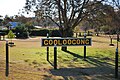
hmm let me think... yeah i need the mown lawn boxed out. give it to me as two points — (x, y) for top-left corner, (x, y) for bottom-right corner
(0, 35), (120, 80)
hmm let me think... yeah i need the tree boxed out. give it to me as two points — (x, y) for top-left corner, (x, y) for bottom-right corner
(15, 24), (28, 39)
(7, 30), (15, 43)
(111, 0), (120, 9)
(25, 0), (108, 36)
(2, 15), (13, 29)
(82, 2), (109, 36)
(0, 19), (3, 26)
(25, 21), (34, 37)
(0, 15), (3, 26)
(102, 0), (120, 31)
(102, 4), (120, 45)
(91, 3), (120, 45)
(24, 0), (105, 51)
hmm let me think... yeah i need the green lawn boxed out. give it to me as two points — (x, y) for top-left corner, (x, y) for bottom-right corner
(0, 35), (120, 80)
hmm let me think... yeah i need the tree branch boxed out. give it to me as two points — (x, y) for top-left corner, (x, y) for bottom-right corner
(71, 0), (88, 28)
(43, 15), (62, 28)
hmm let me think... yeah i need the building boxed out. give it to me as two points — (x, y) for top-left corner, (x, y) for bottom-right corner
(8, 22), (20, 29)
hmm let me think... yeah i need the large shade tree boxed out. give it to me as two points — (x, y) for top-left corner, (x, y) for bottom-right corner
(24, 0), (105, 51)
(85, 2), (120, 44)
(25, 0), (106, 36)
(81, 2), (106, 36)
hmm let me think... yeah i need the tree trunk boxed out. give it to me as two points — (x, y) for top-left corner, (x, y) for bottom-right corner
(78, 32), (80, 36)
(60, 28), (73, 51)
(76, 33), (78, 38)
(117, 34), (119, 41)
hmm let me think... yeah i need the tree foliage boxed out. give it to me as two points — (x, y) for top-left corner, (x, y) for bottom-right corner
(7, 30), (15, 39)
(15, 24), (28, 38)
(2, 15), (13, 29)
(24, 0), (105, 37)
(0, 19), (3, 26)
(83, 1), (120, 34)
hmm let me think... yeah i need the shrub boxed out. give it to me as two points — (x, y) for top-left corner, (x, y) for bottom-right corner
(50, 30), (62, 37)
(30, 29), (62, 37)
(30, 29), (49, 36)
(15, 24), (28, 39)
(0, 30), (8, 35)
(7, 30), (15, 42)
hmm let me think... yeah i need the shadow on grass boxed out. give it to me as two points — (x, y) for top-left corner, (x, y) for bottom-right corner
(50, 50), (120, 80)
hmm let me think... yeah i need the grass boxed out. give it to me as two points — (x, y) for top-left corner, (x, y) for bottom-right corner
(0, 35), (120, 80)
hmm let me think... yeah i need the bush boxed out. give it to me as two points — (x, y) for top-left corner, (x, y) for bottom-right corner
(30, 29), (62, 37)
(15, 24), (28, 39)
(7, 30), (15, 39)
(30, 29), (49, 36)
(0, 30), (8, 35)
(50, 30), (62, 37)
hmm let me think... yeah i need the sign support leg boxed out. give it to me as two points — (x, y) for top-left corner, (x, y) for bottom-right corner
(84, 46), (86, 60)
(47, 33), (49, 61)
(47, 47), (49, 61)
(54, 46), (57, 69)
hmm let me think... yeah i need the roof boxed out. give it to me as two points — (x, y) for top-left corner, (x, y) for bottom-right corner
(9, 22), (19, 28)
(34, 26), (42, 28)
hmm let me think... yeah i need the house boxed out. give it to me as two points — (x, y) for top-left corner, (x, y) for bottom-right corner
(9, 22), (20, 29)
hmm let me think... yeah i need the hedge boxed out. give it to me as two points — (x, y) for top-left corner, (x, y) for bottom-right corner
(0, 30), (9, 35)
(30, 29), (62, 37)
(0, 29), (62, 37)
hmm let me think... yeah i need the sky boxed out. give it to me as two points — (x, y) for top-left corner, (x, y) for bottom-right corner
(0, 0), (34, 18)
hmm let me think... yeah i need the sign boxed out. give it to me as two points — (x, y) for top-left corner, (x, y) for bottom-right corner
(41, 38), (92, 46)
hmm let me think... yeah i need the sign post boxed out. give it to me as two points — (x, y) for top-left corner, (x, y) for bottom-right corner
(84, 32), (87, 60)
(54, 45), (57, 69)
(47, 33), (49, 61)
(6, 41), (9, 77)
